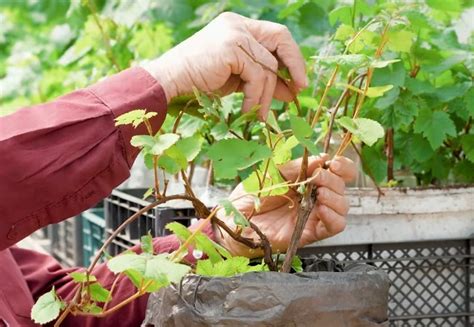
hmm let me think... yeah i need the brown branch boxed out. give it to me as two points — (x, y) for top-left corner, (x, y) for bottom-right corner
(385, 128), (394, 181)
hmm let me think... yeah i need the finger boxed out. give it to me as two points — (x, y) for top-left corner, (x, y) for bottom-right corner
(316, 187), (349, 216)
(246, 39), (278, 120)
(311, 169), (345, 195)
(234, 37), (278, 118)
(327, 156), (357, 182)
(231, 46), (265, 114)
(244, 19), (307, 90)
(273, 78), (295, 102)
(279, 154), (328, 183)
(313, 204), (346, 237)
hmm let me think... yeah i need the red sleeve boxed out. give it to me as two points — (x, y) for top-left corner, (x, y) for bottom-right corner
(0, 67), (167, 251)
(12, 221), (214, 327)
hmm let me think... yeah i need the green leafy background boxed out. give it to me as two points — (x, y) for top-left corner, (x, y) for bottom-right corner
(1, 0), (473, 186)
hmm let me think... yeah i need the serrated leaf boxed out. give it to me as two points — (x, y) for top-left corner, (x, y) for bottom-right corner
(144, 254), (190, 284)
(174, 135), (203, 161)
(337, 117), (384, 146)
(273, 135), (298, 165)
(194, 233), (223, 263)
(69, 272), (97, 283)
(207, 139), (272, 180)
(461, 135), (474, 162)
(387, 30), (415, 53)
(107, 253), (146, 274)
(31, 287), (64, 324)
(89, 282), (110, 303)
(115, 109), (156, 128)
(219, 199), (249, 227)
(166, 222), (192, 242)
(328, 5), (352, 26)
(242, 159), (288, 197)
(414, 109), (456, 150)
(196, 256), (256, 277)
(289, 114), (319, 154)
(334, 24), (354, 41)
(141, 233), (153, 254)
(150, 133), (180, 156)
(130, 135), (155, 148)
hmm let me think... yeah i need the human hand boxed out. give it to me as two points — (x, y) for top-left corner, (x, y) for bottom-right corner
(142, 12), (307, 120)
(214, 154), (357, 258)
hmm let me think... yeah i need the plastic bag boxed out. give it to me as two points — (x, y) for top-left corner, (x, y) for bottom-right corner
(142, 258), (389, 327)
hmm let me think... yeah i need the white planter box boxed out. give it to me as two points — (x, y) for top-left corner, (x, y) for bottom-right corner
(312, 186), (474, 247)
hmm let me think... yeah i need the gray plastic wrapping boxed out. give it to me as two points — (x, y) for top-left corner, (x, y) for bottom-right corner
(142, 259), (389, 327)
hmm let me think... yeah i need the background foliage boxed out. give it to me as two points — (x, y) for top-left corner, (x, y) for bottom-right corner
(1, 0), (473, 186)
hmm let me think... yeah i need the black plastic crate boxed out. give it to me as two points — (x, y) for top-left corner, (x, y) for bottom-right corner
(104, 189), (198, 241)
(298, 239), (474, 327)
(105, 230), (139, 256)
(48, 216), (82, 267)
(81, 208), (105, 267)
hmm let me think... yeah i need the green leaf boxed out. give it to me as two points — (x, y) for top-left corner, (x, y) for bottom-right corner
(386, 30), (415, 53)
(328, 5), (352, 26)
(166, 222), (192, 242)
(427, 0), (462, 12)
(405, 79), (436, 95)
(142, 187), (154, 199)
(334, 24), (354, 41)
(130, 135), (155, 148)
(292, 255), (303, 273)
(144, 254), (190, 284)
(69, 272), (97, 283)
(114, 110), (157, 128)
(107, 253), (146, 274)
(31, 287), (64, 325)
(194, 233), (224, 263)
(436, 83), (470, 102)
(464, 87), (474, 117)
(219, 199), (249, 227)
(405, 134), (434, 163)
(289, 114), (319, 154)
(313, 54), (369, 68)
(273, 136), (298, 165)
(174, 135), (203, 161)
(371, 59), (400, 68)
(337, 117), (384, 146)
(141, 233), (153, 254)
(414, 109), (456, 150)
(207, 139), (272, 180)
(461, 135), (474, 162)
(381, 94), (419, 128)
(347, 30), (378, 53)
(196, 256), (257, 277)
(361, 143), (386, 183)
(371, 61), (406, 88)
(366, 85), (394, 98)
(150, 133), (180, 156)
(242, 159), (289, 197)
(278, 0), (307, 18)
(375, 87), (400, 110)
(81, 303), (103, 314)
(89, 282), (110, 303)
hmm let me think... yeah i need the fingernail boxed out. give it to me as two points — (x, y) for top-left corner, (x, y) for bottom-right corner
(331, 160), (341, 172)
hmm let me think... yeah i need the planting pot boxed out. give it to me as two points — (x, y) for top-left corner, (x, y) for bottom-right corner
(142, 259), (390, 327)
(314, 186), (474, 247)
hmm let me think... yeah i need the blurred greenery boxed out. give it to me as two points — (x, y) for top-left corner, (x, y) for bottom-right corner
(0, 0), (473, 186)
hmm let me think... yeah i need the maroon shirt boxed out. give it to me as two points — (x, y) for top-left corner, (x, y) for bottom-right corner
(0, 67), (213, 326)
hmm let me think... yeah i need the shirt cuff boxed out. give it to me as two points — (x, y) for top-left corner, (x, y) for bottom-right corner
(88, 67), (168, 167)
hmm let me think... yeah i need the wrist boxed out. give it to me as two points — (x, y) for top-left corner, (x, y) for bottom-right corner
(141, 58), (178, 103)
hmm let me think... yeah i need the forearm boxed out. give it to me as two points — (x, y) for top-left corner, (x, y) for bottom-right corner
(0, 67), (167, 250)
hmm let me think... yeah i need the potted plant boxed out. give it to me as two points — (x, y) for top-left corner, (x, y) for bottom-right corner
(28, 3), (416, 326)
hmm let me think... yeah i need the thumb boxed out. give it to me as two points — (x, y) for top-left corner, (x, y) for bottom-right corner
(279, 153), (329, 183)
